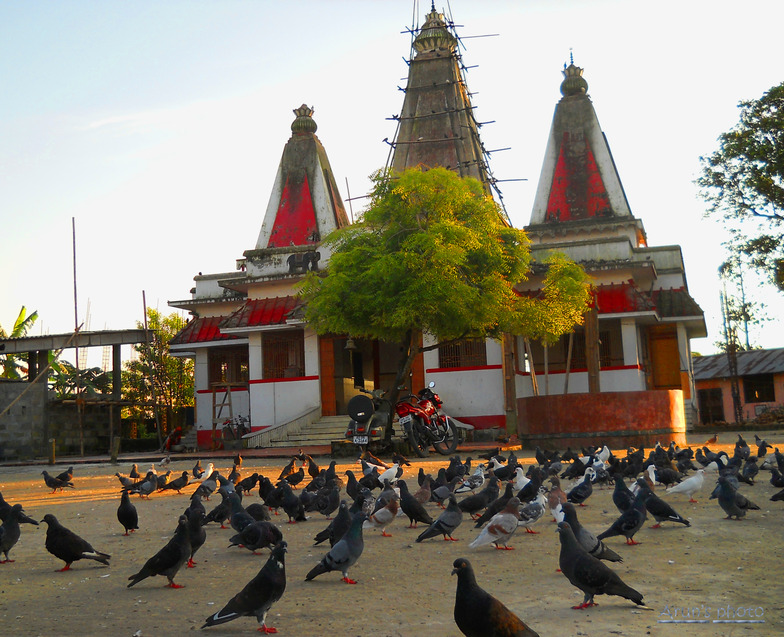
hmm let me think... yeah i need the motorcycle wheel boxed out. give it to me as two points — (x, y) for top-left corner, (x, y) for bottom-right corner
(433, 418), (459, 455)
(408, 417), (430, 457)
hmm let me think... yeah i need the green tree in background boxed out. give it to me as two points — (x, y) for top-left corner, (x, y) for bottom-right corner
(0, 306), (39, 379)
(299, 167), (591, 398)
(123, 309), (193, 435)
(49, 360), (112, 398)
(698, 80), (784, 290)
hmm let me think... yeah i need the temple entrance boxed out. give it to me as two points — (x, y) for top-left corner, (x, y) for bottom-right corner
(330, 337), (402, 415)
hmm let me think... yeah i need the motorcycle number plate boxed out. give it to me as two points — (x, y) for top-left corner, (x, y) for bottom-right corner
(353, 436), (369, 445)
(398, 415), (412, 425)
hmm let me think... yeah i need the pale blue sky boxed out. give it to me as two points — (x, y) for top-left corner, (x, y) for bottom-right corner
(2, 0), (783, 362)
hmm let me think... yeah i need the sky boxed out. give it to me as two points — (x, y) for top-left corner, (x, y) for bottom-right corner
(2, 0), (783, 366)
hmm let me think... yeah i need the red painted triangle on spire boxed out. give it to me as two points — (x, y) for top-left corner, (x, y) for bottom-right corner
(267, 173), (319, 248)
(545, 131), (611, 222)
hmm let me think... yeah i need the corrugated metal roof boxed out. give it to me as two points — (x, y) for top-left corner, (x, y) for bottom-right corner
(169, 316), (237, 345)
(693, 347), (784, 380)
(221, 296), (299, 330)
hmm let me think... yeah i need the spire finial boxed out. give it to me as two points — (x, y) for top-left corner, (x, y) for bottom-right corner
(291, 104), (317, 134)
(570, 48), (574, 65)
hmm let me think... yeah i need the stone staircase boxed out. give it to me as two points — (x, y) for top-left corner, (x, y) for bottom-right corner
(252, 415), (409, 449)
(262, 415), (348, 448)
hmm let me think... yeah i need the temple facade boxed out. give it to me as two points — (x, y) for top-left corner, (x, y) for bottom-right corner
(169, 7), (706, 449)
(515, 61), (706, 446)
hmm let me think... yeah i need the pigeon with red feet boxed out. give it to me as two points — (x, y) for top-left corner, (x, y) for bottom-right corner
(203, 541), (287, 634)
(557, 522), (644, 610)
(127, 515), (190, 588)
(416, 494), (463, 542)
(41, 513), (110, 571)
(305, 512), (366, 584)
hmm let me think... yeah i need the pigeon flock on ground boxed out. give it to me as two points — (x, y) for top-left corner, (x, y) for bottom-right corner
(0, 432), (781, 634)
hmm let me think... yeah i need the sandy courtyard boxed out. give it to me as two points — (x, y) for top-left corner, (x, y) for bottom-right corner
(0, 441), (782, 636)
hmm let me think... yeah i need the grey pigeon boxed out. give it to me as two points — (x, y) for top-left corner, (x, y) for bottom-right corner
(127, 515), (191, 588)
(561, 502), (622, 562)
(203, 541), (287, 633)
(229, 492), (256, 534)
(611, 474), (635, 513)
(305, 511), (366, 584)
(635, 478), (690, 528)
(117, 490), (139, 536)
(452, 557), (540, 636)
(0, 504), (39, 562)
(717, 475), (760, 520)
(130, 463), (141, 479)
(557, 522), (644, 610)
(228, 521), (283, 554)
(458, 476), (500, 519)
(55, 466), (74, 483)
(41, 513), (110, 571)
(41, 470), (74, 492)
(203, 488), (232, 528)
(129, 471), (157, 499)
(469, 497), (521, 550)
(416, 494), (463, 542)
(245, 502), (271, 522)
(597, 489), (647, 545)
(162, 471), (190, 494)
(314, 500), (352, 546)
(566, 468), (595, 506)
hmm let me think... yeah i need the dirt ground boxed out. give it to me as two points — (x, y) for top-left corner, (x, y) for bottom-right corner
(0, 438), (782, 637)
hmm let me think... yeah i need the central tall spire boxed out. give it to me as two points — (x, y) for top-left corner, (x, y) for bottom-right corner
(389, 5), (492, 195)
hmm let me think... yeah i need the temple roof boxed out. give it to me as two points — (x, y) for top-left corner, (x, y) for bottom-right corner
(388, 5), (498, 209)
(529, 61), (634, 227)
(255, 105), (349, 251)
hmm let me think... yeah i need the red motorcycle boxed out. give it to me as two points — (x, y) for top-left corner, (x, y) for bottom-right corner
(395, 382), (458, 457)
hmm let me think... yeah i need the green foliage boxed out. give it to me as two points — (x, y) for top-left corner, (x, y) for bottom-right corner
(698, 81), (784, 290)
(122, 309), (193, 422)
(0, 306), (39, 379)
(299, 167), (591, 382)
(49, 360), (112, 398)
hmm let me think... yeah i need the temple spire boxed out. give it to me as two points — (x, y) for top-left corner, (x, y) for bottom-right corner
(529, 61), (633, 226)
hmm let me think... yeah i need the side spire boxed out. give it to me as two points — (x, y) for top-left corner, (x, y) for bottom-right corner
(530, 60), (632, 225)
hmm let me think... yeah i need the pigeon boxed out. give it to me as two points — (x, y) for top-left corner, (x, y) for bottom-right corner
(117, 490), (139, 536)
(237, 472), (260, 493)
(55, 466), (74, 483)
(162, 471), (190, 494)
(469, 497), (521, 550)
(203, 541), (287, 634)
(452, 557), (540, 637)
(561, 503), (622, 563)
(398, 480), (433, 529)
(473, 482), (515, 528)
(314, 500), (352, 547)
(378, 463), (401, 485)
(611, 474), (635, 513)
(0, 504), (39, 563)
(203, 489), (232, 528)
(363, 494), (399, 537)
(193, 471), (218, 500)
(41, 470), (74, 493)
(159, 454), (171, 468)
(771, 487), (784, 502)
(416, 494), (463, 542)
(741, 456), (759, 485)
(305, 512), (366, 584)
(566, 468), (595, 506)
(517, 487), (547, 534)
(277, 458), (298, 482)
(635, 479), (690, 528)
(716, 475), (760, 520)
(557, 522), (644, 610)
(229, 521), (284, 554)
(245, 502), (271, 522)
(229, 492), (256, 534)
(185, 507), (207, 567)
(129, 471), (158, 499)
(284, 467), (305, 489)
(458, 476), (500, 519)
(665, 469), (705, 503)
(413, 478), (432, 505)
(279, 481), (306, 523)
(596, 489), (647, 545)
(41, 514), (110, 571)
(455, 465), (486, 494)
(130, 463), (141, 479)
(128, 515), (191, 588)
(0, 492), (11, 522)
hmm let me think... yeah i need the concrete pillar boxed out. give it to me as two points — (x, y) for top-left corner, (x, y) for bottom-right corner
(621, 319), (640, 367)
(112, 344), (122, 400)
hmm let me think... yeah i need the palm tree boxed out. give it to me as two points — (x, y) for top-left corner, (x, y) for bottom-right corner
(0, 306), (39, 379)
